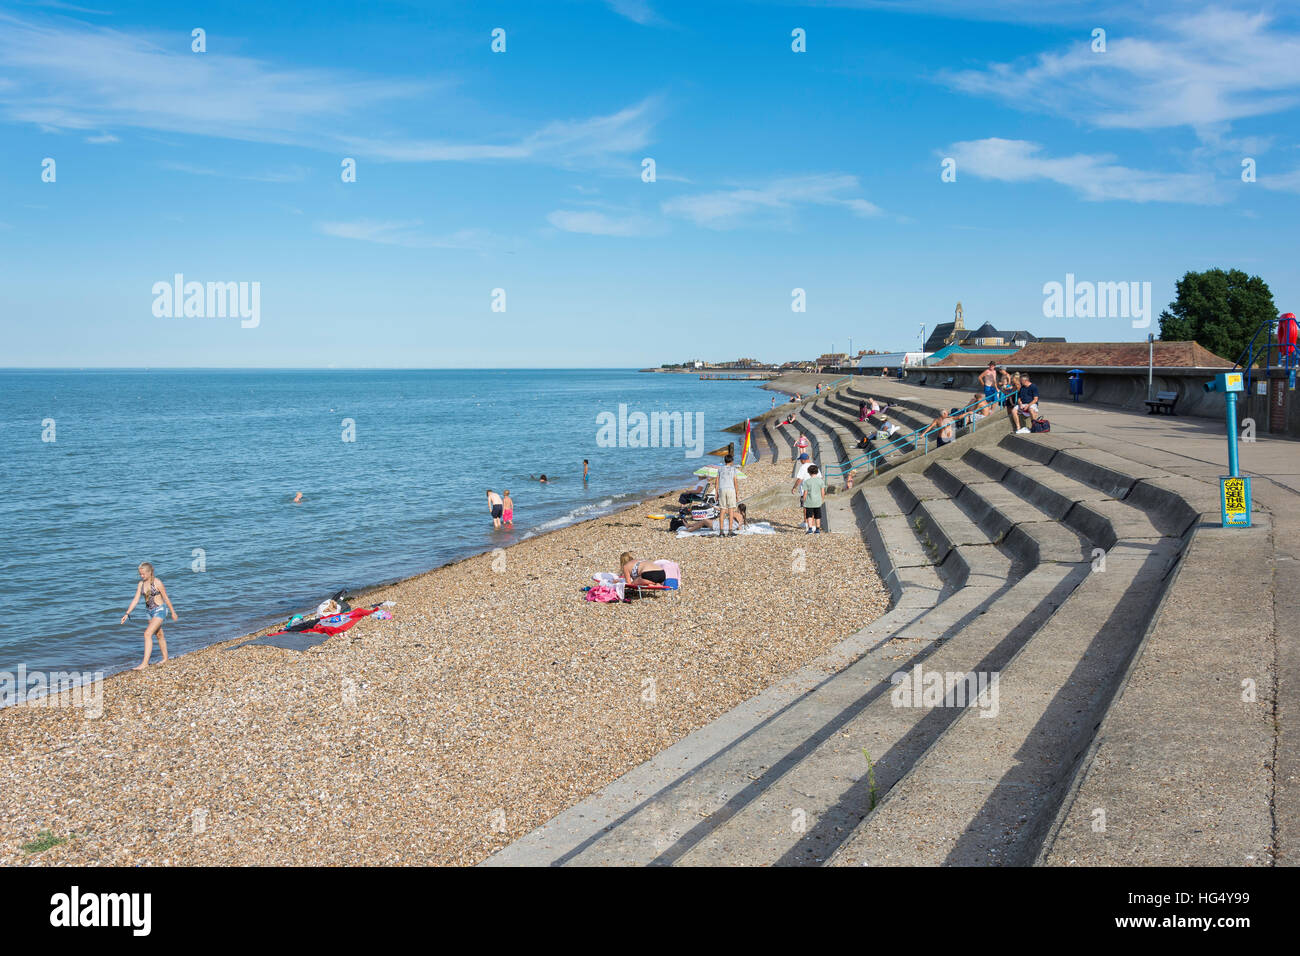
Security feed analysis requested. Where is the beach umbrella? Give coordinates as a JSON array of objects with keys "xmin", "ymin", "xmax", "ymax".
[{"xmin": 693, "ymin": 466, "xmax": 748, "ymax": 478}]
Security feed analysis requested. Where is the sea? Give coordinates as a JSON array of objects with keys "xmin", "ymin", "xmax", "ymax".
[{"xmin": 0, "ymin": 369, "xmax": 777, "ymax": 694}]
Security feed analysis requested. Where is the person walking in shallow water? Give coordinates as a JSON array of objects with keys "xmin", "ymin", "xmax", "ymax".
[
  {"xmin": 121, "ymin": 562, "xmax": 176, "ymax": 670},
  {"xmin": 487, "ymin": 489, "xmax": 504, "ymax": 529}
]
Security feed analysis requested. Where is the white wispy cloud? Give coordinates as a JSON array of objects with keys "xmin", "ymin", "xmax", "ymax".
[
  {"xmin": 546, "ymin": 209, "xmax": 657, "ymax": 236},
  {"xmin": 84, "ymin": 132, "xmax": 117, "ymax": 143},
  {"xmin": 942, "ymin": 9, "xmax": 1300, "ymax": 139},
  {"xmin": 316, "ymin": 220, "xmax": 502, "ymax": 251},
  {"xmin": 661, "ymin": 174, "xmax": 882, "ymax": 228},
  {"xmin": 1259, "ymin": 167, "xmax": 1300, "ymax": 194},
  {"xmin": 604, "ymin": 0, "xmax": 658, "ymax": 25},
  {"xmin": 339, "ymin": 97, "xmax": 661, "ymax": 167},
  {"xmin": 0, "ymin": 13, "xmax": 659, "ymax": 169},
  {"xmin": 159, "ymin": 160, "xmax": 308, "ymax": 182},
  {"xmin": 943, "ymin": 137, "xmax": 1226, "ymax": 203}
]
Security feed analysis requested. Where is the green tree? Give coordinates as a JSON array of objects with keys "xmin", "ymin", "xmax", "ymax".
[{"xmin": 1158, "ymin": 268, "xmax": 1276, "ymax": 364}]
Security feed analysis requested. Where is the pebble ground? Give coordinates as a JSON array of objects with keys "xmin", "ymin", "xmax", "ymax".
[{"xmin": 1, "ymin": 459, "xmax": 889, "ymax": 866}]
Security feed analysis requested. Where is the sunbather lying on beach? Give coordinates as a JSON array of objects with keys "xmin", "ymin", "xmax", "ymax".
[
  {"xmin": 120, "ymin": 561, "xmax": 177, "ymax": 670},
  {"xmin": 619, "ymin": 552, "xmax": 668, "ymax": 586},
  {"xmin": 675, "ymin": 503, "xmax": 746, "ymax": 533}
]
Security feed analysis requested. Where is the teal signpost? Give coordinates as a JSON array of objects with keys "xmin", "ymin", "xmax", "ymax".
[{"xmin": 1204, "ymin": 372, "xmax": 1251, "ymax": 528}]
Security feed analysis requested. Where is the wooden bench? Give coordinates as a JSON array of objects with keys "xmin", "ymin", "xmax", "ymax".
[
  {"xmin": 1144, "ymin": 390, "xmax": 1178, "ymax": 415},
  {"xmin": 941, "ymin": 378, "xmax": 956, "ymax": 389}
]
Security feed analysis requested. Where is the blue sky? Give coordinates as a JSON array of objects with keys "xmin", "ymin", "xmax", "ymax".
[{"xmin": 2, "ymin": 0, "xmax": 1298, "ymax": 367}]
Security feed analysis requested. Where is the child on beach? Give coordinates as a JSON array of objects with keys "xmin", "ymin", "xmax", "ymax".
[
  {"xmin": 120, "ymin": 562, "xmax": 176, "ymax": 670},
  {"xmin": 502, "ymin": 490, "xmax": 514, "ymax": 526},
  {"xmin": 487, "ymin": 489, "xmax": 504, "ymax": 529}
]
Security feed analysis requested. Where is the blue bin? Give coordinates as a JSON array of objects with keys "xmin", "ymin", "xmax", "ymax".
[{"xmin": 1068, "ymin": 369, "xmax": 1084, "ymax": 403}]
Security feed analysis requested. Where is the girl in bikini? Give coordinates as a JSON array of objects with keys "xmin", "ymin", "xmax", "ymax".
[
  {"xmin": 121, "ymin": 562, "xmax": 177, "ymax": 670},
  {"xmin": 619, "ymin": 552, "xmax": 667, "ymax": 586}
]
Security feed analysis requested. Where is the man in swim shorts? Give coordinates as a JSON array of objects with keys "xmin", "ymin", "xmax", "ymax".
[
  {"xmin": 979, "ymin": 361, "xmax": 998, "ymax": 408},
  {"xmin": 486, "ymin": 489, "xmax": 504, "ymax": 529}
]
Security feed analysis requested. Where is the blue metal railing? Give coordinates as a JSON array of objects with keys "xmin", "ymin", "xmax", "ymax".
[
  {"xmin": 1234, "ymin": 317, "xmax": 1298, "ymax": 396},
  {"xmin": 822, "ymin": 387, "xmax": 1014, "ymax": 478}
]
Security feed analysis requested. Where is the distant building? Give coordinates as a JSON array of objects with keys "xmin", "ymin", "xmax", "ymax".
[
  {"xmin": 858, "ymin": 351, "xmax": 929, "ymax": 372},
  {"xmin": 816, "ymin": 352, "xmax": 848, "ymax": 369},
  {"xmin": 923, "ymin": 302, "xmax": 1064, "ymax": 353}
]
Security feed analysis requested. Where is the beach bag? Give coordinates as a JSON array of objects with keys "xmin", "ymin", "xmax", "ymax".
[
  {"xmin": 1030, "ymin": 418, "xmax": 1051, "ymax": 433},
  {"xmin": 585, "ymin": 584, "xmax": 622, "ymax": 603}
]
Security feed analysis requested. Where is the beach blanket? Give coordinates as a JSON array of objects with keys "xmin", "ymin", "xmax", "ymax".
[
  {"xmin": 675, "ymin": 521, "xmax": 778, "ymax": 538},
  {"xmin": 237, "ymin": 606, "xmax": 379, "ymax": 652}
]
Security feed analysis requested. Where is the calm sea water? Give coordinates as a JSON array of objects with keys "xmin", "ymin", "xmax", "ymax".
[{"xmin": 0, "ymin": 369, "xmax": 773, "ymax": 690}]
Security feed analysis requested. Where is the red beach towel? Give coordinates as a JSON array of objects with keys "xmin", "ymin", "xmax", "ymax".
[{"xmin": 269, "ymin": 606, "xmax": 376, "ymax": 637}]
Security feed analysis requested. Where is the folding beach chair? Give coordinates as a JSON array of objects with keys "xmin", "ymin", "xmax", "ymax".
[{"xmin": 625, "ymin": 560, "xmax": 682, "ymax": 600}]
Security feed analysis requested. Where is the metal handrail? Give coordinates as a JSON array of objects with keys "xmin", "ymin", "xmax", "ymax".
[
  {"xmin": 822, "ymin": 388, "xmax": 1014, "ymax": 478},
  {"xmin": 1234, "ymin": 317, "xmax": 1298, "ymax": 396}
]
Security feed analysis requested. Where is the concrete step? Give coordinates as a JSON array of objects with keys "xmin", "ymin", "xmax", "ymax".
[
  {"xmin": 926, "ymin": 460, "xmax": 1094, "ymax": 563},
  {"xmin": 965, "ymin": 445, "xmax": 1183, "ymax": 544},
  {"xmin": 799, "ymin": 402, "xmax": 854, "ymax": 465},
  {"xmin": 674, "ymin": 562, "xmax": 1085, "ymax": 866},
  {"xmin": 1041, "ymin": 519, "xmax": 1276, "ymax": 866},
  {"xmin": 829, "ymin": 536, "xmax": 1184, "ymax": 866}
]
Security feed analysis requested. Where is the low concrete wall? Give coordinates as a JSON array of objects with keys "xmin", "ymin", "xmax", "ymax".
[{"xmin": 917, "ymin": 365, "xmax": 1299, "ymax": 437}]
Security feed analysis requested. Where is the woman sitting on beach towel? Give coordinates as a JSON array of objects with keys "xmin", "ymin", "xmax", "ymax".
[{"xmin": 619, "ymin": 552, "xmax": 668, "ymax": 586}]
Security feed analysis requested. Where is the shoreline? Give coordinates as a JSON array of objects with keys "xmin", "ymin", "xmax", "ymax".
[
  {"xmin": 1, "ymin": 377, "xmax": 894, "ymax": 866},
  {"xmin": 2, "ymin": 478, "xmax": 706, "ymax": 706}
]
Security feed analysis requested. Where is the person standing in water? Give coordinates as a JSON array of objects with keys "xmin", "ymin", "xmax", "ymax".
[
  {"xmin": 121, "ymin": 562, "xmax": 176, "ymax": 670},
  {"xmin": 486, "ymin": 489, "xmax": 504, "ymax": 529},
  {"xmin": 502, "ymin": 490, "xmax": 514, "ymax": 527},
  {"xmin": 583, "ymin": 459, "xmax": 589, "ymax": 481}
]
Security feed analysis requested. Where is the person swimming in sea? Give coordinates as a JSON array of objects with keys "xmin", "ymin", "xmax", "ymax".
[
  {"xmin": 120, "ymin": 562, "xmax": 177, "ymax": 670},
  {"xmin": 530, "ymin": 474, "xmax": 549, "ymax": 483}
]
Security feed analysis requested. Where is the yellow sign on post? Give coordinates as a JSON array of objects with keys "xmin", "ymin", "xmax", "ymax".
[{"xmin": 1220, "ymin": 476, "xmax": 1251, "ymax": 527}]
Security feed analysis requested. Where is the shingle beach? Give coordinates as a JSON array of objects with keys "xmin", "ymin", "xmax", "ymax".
[{"xmin": 1, "ymin": 456, "xmax": 889, "ymax": 866}]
